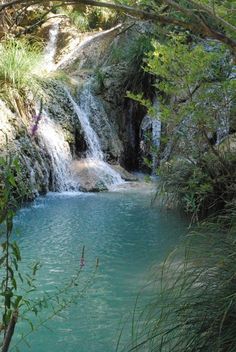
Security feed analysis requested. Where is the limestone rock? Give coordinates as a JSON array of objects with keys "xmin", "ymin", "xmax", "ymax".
[
  {"xmin": 71, "ymin": 160, "xmax": 108, "ymax": 192},
  {"xmin": 110, "ymin": 165, "xmax": 138, "ymax": 181}
]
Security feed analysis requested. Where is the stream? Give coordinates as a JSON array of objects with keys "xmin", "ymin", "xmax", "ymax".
[{"xmin": 12, "ymin": 185, "xmax": 187, "ymax": 352}]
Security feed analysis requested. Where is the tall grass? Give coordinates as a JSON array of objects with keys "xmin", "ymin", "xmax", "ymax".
[
  {"xmin": 0, "ymin": 38, "xmax": 42, "ymax": 100},
  {"xmin": 124, "ymin": 202, "xmax": 236, "ymax": 352}
]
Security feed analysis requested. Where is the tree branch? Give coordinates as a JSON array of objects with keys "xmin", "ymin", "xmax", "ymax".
[
  {"xmin": 1, "ymin": 310, "xmax": 18, "ymax": 352},
  {"xmin": 0, "ymin": 0, "xmax": 235, "ymax": 55}
]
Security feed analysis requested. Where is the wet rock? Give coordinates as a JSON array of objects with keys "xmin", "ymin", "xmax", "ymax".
[
  {"xmin": 110, "ymin": 165, "xmax": 138, "ymax": 181},
  {"xmin": 71, "ymin": 160, "xmax": 108, "ymax": 192}
]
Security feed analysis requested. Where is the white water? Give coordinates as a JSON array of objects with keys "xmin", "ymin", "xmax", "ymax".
[
  {"xmin": 66, "ymin": 89, "xmax": 123, "ymax": 188},
  {"xmin": 152, "ymin": 118, "xmax": 162, "ymax": 172},
  {"xmin": 140, "ymin": 100, "xmax": 161, "ymax": 174},
  {"xmin": 67, "ymin": 89, "xmax": 103, "ymax": 160},
  {"xmin": 38, "ymin": 113, "xmax": 78, "ymax": 191},
  {"xmin": 39, "ymin": 22, "xmax": 59, "ymax": 73},
  {"xmin": 35, "ymin": 22, "xmax": 123, "ymax": 191},
  {"xmin": 34, "ymin": 23, "xmax": 80, "ymax": 192}
]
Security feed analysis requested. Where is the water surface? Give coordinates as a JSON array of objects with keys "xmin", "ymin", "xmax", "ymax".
[{"xmin": 12, "ymin": 186, "xmax": 186, "ymax": 351}]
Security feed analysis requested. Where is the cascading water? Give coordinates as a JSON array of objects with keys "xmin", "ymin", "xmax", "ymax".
[
  {"xmin": 140, "ymin": 100, "xmax": 161, "ymax": 174},
  {"xmin": 35, "ymin": 22, "xmax": 123, "ymax": 191},
  {"xmin": 38, "ymin": 113, "xmax": 78, "ymax": 191},
  {"xmin": 66, "ymin": 89, "xmax": 123, "ymax": 189},
  {"xmin": 152, "ymin": 119, "xmax": 162, "ymax": 172},
  {"xmin": 33, "ymin": 23, "xmax": 79, "ymax": 192},
  {"xmin": 42, "ymin": 22, "xmax": 59, "ymax": 72}
]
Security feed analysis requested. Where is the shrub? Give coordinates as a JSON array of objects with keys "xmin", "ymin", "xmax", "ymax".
[
  {"xmin": 157, "ymin": 148, "xmax": 236, "ymax": 221},
  {"xmin": 0, "ymin": 38, "xmax": 42, "ymax": 100},
  {"xmin": 61, "ymin": 9, "xmax": 89, "ymax": 32},
  {"xmin": 86, "ymin": 7, "xmax": 118, "ymax": 30}
]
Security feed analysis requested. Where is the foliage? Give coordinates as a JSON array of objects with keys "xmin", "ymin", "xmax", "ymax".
[
  {"xmin": 157, "ymin": 149, "xmax": 236, "ymax": 221},
  {"xmin": 0, "ymin": 0, "xmax": 235, "ymax": 57},
  {"xmin": 130, "ymin": 36, "xmax": 236, "ymax": 218},
  {"xmin": 111, "ymin": 33, "xmax": 153, "ymax": 66},
  {"xmin": 109, "ymin": 33, "xmax": 154, "ymax": 92},
  {"xmin": 0, "ymin": 152, "xmax": 37, "ymax": 351},
  {"xmin": 124, "ymin": 203, "xmax": 236, "ymax": 352},
  {"xmin": 60, "ymin": 8, "xmax": 90, "ymax": 32},
  {"xmin": 85, "ymin": 6, "xmax": 118, "ymax": 29},
  {"xmin": 130, "ymin": 40, "xmax": 233, "ymax": 128},
  {"xmin": 61, "ymin": 6, "xmax": 117, "ymax": 31},
  {"xmin": 0, "ymin": 38, "xmax": 42, "ymax": 104},
  {"xmin": 146, "ymin": 36, "xmax": 235, "ymax": 127}
]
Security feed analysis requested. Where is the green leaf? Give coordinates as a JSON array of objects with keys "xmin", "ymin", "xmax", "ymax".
[
  {"xmin": 0, "ymin": 255, "xmax": 6, "ymax": 266},
  {"xmin": 13, "ymin": 295, "xmax": 22, "ymax": 308},
  {"xmin": 12, "ymin": 277, "xmax": 17, "ymax": 290},
  {"xmin": 11, "ymin": 241, "xmax": 21, "ymax": 261},
  {"xmin": 8, "ymin": 173, "xmax": 16, "ymax": 187}
]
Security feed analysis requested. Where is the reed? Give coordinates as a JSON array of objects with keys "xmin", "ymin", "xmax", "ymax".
[
  {"xmin": 0, "ymin": 38, "xmax": 42, "ymax": 100},
  {"xmin": 124, "ymin": 202, "xmax": 236, "ymax": 352}
]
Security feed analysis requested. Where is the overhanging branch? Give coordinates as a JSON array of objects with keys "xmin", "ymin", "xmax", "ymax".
[{"xmin": 0, "ymin": 0, "xmax": 235, "ymax": 55}]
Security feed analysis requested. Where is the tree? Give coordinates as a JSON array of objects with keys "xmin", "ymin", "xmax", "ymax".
[{"xmin": 0, "ymin": 0, "xmax": 235, "ymax": 56}]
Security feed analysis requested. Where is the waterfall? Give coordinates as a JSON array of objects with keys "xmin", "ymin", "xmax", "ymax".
[
  {"xmin": 42, "ymin": 22, "xmax": 59, "ymax": 72},
  {"xmin": 38, "ymin": 113, "xmax": 78, "ymax": 192},
  {"xmin": 140, "ymin": 100, "xmax": 161, "ymax": 174},
  {"xmin": 34, "ymin": 23, "xmax": 123, "ymax": 191},
  {"xmin": 67, "ymin": 90, "xmax": 103, "ymax": 160},
  {"xmin": 152, "ymin": 119, "xmax": 162, "ymax": 173},
  {"xmin": 66, "ymin": 89, "xmax": 123, "ymax": 189}
]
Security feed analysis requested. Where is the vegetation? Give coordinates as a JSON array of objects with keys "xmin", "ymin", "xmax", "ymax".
[
  {"xmin": 0, "ymin": 1, "xmax": 235, "ymax": 57},
  {"xmin": 0, "ymin": 0, "xmax": 235, "ymax": 351},
  {"xmin": 0, "ymin": 152, "xmax": 36, "ymax": 351},
  {"xmin": 61, "ymin": 5, "xmax": 118, "ymax": 31},
  {"xmin": 125, "ymin": 20, "xmax": 236, "ymax": 352},
  {"xmin": 123, "ymin": 203, "xmax": 236, "ymax": 352},
  {"xmin": 109, "ymin": 32, "xmax": 154, "ymax": 91},
  {"xmin": 130, "ymin": 36, "xmax": 236, "ymax": 219},
  {"xmin": 0, "ymin": 38, "xmax": 42, "ymax": 108}
]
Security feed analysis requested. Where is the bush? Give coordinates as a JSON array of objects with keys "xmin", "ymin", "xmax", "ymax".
[
  {"xmin": 0, "ymin": 38, "xmax": 42, "ymax": 100},
  {"xmin": 61, "ymin": 9, "xmax": 89, "ymax": 32},
  {"xmin": 86, "ymin": 7, "xmax": 118, "ymax": 30},
  {"xmin": 62, "ymin": 7, "xmax": 117, "ymax": 32},
  {"xmin": 157, "ymin": 149, "xmax": 236, "ymax": 221}
]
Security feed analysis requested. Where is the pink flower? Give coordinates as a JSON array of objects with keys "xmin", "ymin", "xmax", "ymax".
[{"xmin": 30, "ymin": 113, "xmax": 42, "ymax": 137}]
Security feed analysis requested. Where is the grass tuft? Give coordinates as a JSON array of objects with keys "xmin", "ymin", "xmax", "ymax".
[
  {"xmin": 0, "ymin": 38, "xmax": 42, "ymax": 101},
  {"xmin": 124, "ymin": 202, "xmax": 236, "ymax": 352}
]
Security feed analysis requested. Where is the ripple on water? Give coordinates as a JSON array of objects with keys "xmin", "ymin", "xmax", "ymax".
[{"xmin": 12, "ymin": 187, "xmax": 187, "ymax": 352}]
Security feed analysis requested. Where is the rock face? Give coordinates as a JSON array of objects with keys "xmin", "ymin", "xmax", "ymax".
[
  {"xmin": 71, "ymin": 160, "xmax": 109, "ymax": 192},
  {"xmin": 0, "ymin": 84, "xmax": 81, "ymax": 198}
]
